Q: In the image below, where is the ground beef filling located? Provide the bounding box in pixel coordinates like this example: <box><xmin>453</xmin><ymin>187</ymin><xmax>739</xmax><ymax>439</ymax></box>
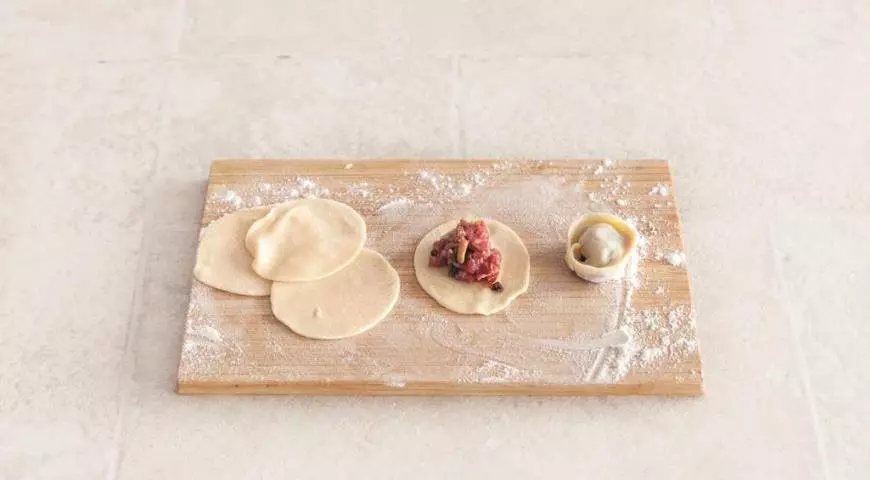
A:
<box><xmin>428</xmin><ymin>219</ymin><xmax>503</xmax><ymax>291</ymax></box>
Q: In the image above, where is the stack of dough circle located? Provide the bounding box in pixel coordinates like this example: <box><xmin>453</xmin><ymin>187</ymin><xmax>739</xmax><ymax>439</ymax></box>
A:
<box><xmin>192</xmin><ymin>198</ymin><xmax>399</xmax><ymax>339</ymax></box>
<box><xmin>245</xmin><ymin>199</ymin><xmax>366</xmax><ymax>282</ymax></box>
<box><xmin>193</xmin><ymin>206</ymin><xmax>272</xmax><ymax>296</ymax></box>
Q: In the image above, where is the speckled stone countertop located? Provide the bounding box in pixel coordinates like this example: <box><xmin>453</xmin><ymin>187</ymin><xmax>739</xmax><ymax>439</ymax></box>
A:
<box><xmin>2</xmin><ymin>1</ymin><xmax>869</xmax><ymax>479</ymax></box>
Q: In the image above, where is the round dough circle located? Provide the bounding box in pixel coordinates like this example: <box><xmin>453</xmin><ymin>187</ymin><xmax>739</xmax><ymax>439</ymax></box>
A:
<box><xmin>194</xmin><ymin>207</ymin><xmax>272</xmax><ymax>296</ymax></box>
<box><xmin>245</xmin><ymin>199</ymin><xmax>366</xmax><ymax>282</ymax></box>
<box><xmin>271</xmin><ymin>249</ymin><xmax>400</xmax><ymax>339</ymax></box>
<box><xmin>414</xmin><ymin>219</ymin><xmax>530</xmax><ymax>315</ymax></box>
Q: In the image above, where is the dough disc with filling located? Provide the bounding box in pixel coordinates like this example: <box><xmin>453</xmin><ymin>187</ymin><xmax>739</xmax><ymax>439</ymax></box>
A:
<box><xmin>414</xmin><ymin>219</ymin><xmax>530</xmax><ymax>315</ymax></box>
<box><xmin>246</xmin><ymin>199</ymin><xmax>366</xmax><ymax>282</ymax></box>
<box><xmin>271</xmin><ymin>249</ymin><xmax>400</xmax><ymax>339</ymax></box>
<box><xmin>194</xmin><ymin>207</ymin><xmax>271</xmax><ymax>296</ymax></box>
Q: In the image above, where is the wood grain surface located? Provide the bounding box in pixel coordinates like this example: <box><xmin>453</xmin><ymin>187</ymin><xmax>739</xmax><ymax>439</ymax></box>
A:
<box><xmin>176</xmin><ymin>159</ymin><xmax>702</xmax><ymax>395</ymax></box>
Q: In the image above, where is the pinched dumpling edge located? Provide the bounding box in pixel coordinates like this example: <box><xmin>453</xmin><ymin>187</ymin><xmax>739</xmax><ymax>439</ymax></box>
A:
<box><xmin>564</xmin><ymin>213</ymin><xmax>639</xmax><ymax>283</ymax></box>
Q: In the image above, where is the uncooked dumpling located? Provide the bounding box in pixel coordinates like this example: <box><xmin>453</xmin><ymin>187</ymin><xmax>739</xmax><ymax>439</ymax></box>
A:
<box><xmin>414</xmin><ymin>219</ymin><xmax>530</xmax><ymax>315</ymax></box>
<box><xmin>576</xmin><ymin>223</ymin><xmax>625</xmax><ymax>267</ymax></box>
<box><xmin>194</xmin><ymin>207</ymin><xmax>271</xmax><ymax>296</ymax></box>
<box><xmin>245</xmin><ymin>199</ymin><xmax>366</xmax><ymax>282</ymax></box>
<box><xmin>271</xmin><ymin>249</ymin><xmax>400</xmax><ymax>339</ymax></box>
<box><xmin>565</xmin><ymin>213</ymin><xmax>638</xmax><ymax>283</ymax></box>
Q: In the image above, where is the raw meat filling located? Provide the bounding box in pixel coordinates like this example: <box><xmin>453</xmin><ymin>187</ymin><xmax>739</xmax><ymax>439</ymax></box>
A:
<box><xmin>428</xmin><ymin>219</ymin><xmax>503</xmax><ymax>291</ymax></box>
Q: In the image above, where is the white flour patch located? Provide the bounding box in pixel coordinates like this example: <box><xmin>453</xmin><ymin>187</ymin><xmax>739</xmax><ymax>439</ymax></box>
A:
<box><xmin>293</xmin><ymin>176</ymin><xmax>330</xmax><ymax>198</ymax></box>
<box><xmin>649</xmin><ymin>183</ymin><xmax>669</xmax><ymax>196</ymax></box>
<box><xmin>381</xmin><ymin>374</ymin><xmax>408</xmax><ymax>388</ymax></box>
<box><xmin>657</xmin><ymin>250</ymin><xmax>686</xmax><ymax>267</ymax></box>
<box><xmin>376</xmin><ymin>197</ymin><xmax>413</xmax><ymax>214</ymax></box>
<box><xmin>592</xmin><ymin>303</ymin><xmax>697</xmax><ymax>383</ymax></box>
<box><xmin>178</xmin><ymin>281</ymin><xmax>247</xmax><ymax>380</ymax></box>
<box><xmin>344</xmin><ymin>181</ymin><xmax>371</xmax><ymax>198</ymax></box>
<box><xmin>191</xmin><ymin>325</ymin><xmax>222</xmax><ymax>343</ymax></box>
<box><xmin>210</xmin><ymin>186</ymin><xmax>243</xmax><ymax>209</ymax></box>
<box><xmin>477</xmin><ymin>360</ymin><xmax>525</xmax><ymax>383</ymax></box>
<box><xmin>413</xmin><ymin>166</ymin><xmax>501</xmax><ymax>200</ymax></box>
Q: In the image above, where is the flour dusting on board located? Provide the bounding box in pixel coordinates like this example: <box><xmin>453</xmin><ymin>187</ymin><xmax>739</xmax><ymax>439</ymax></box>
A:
<box><xmin>179</xmin><ymin>160</ymin><xmax>700</xmax><ymax>391</ymax></box>
<box><xmin>179</xmin><ymin>282</ymin><xmax>246</xmax><ymax>378</ymax></box>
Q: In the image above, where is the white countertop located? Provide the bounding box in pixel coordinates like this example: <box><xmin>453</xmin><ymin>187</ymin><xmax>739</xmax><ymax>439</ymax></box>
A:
<box><xmin>2</xmin><ymin>1</ymin><xmax>869</xmax><ymax>479</ymax></box>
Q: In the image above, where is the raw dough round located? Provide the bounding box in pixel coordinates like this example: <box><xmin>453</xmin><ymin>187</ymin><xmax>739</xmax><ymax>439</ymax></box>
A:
<box><xmin>194</xmin><ymin>207</ymin><xmax>271</xmax><ymax>296</ymax></box>
<box><xmin>414</xmin><ymin>219</ymin><xmax>530</xmax><ymax>315</ymax></box>
<box><xmin>245</xmin><ymin>199</ymin><xmax>366</xmax><ymax>282</ymax></box>
<box><xmin>271</xmin><ymin>249</ymin><xmax>400</xmax><ymax>339</ymax></box>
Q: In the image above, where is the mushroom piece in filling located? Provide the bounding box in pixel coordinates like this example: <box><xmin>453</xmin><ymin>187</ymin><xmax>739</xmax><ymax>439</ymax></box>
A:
<box><xmin>428</xmin><ymin>219</ymin><xmax>504</xmax><ymax>291</ymax></box>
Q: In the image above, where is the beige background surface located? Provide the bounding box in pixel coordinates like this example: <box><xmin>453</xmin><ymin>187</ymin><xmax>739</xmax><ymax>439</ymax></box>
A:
<box><xmin>1</xmin><ymin>1</ymin><xmax>868</xmax><ymax>479</ymax></box>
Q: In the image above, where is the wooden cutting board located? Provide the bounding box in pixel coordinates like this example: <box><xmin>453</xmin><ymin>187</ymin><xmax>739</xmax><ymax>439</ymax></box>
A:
<box><xmin>176</xmin><ymin>159</ymin><xmax>702</xmax><ymax>395</ymax></box>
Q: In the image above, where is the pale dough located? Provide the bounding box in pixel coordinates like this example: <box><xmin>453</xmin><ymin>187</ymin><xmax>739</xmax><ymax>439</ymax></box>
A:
<box><xmin>564</xmin><ymin>213</ymin><xmax>639</xmax><ymax>283</ymax></box>
<box><xmin>194</xmin><ymin>207</ymin><xmax>271</xmax><ymax>296</ymax></box>
<box><xmin>575</xmin><ymin>223</ymin><xmax>625</xmax><ymax>267</ymax></box>
<box><xmin>414</xmin><ymin>219</ymin><xmax>530</xmax><ymax>315</ymax></box>
<box><xmin>271</xmin><ymin>249</ymin><xmax>400</xmax><ymax>339</ymax></box>
<box><xmin>245</xmin><ymin>199</ymin><xmax>366</xmax><ymax>282</ymax></box>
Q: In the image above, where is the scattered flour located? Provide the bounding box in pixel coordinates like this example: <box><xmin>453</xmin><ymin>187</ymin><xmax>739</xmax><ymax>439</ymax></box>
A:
<box><xmin>294</xmin><ymin>176</ymin><xmax>330</xmax><ymax>198</ymax></box>
<box><xmin>649</xmin><ymin>182</ymin><xmax>669</xmax><ymax>196</ymax></box>
<box><xmin>376</xmin><ymin>197</ymin><xmax>413</xmax><ymax>214</ymax></box>
<box><xmin>594</xmin><ymin>304</ymin><xmax>697</xmax><ymax>383</ymax></box>
<box><xmin>656</xmin><ymin>250</ymin><xmax>686</xmax><ymax>267</ymax></box>
<box><xmin>191</xmin><ymin>325</ymin><xmax>222</xmax><ymax>343</ymax></box>
<box><xmin>477</xmin><ymin>361</ymin><xmax>525</xmax><ymax>383</ymax></box>
<box><xmin>381</xmin><ymin>374</ymin><xmax>408</xmax><ymax>388</ymax></box>
<box><xmin>210</xmin><ymin>187</ymin><xmax>243</xmax><ymax>209</ymax></box>
<box><xmin>178</xmin><ymin>282</ymin><xmax>246</xmax><ymax>380</ymax></box>
<box><xmin>415</xmin><ymin>170</ymin><xmax>483</xmax><ymax>198</ymax></box>
<box><xmin>345</xmin><ymin>182</ymin><xmax>371</xmax><ymax>198</ymax></box>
